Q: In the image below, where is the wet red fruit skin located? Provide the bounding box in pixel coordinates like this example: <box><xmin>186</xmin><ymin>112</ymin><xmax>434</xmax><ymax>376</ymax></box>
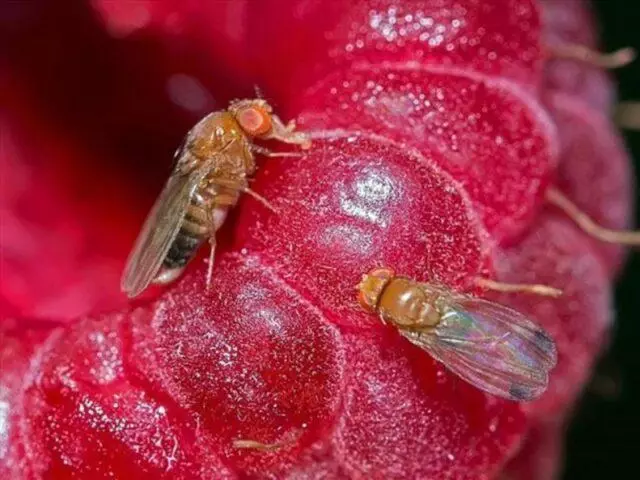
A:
<box><xmin>245</xmin><ymin>0</ymin><xmax>544</xmax><ymax>100</ymax></box>
<box><xmin>546</xmin><ymin>92</ymin><xmax>634</xmax><ymax>276</ymax></box>
<box><xmin>538</xmin><ymin>0</ymin><xmax>616</xmax><ymax>113</ymax></box>
<box><xmin>489</xmin><ymin>212</ymin><xmax>612</xmax><ymax>420</ymax></box>
<box><xmin>1</xmin><ymin>150</ymin><xmax>526</xmax><ymax>478</ymax></box>
<box><xmin>294</xmin><ymin>68</ymin><xmax>557</xmax><ymax>244</ymax></box>
<box><xmin>0</xmin><ymin>0</ymin><xmax>632</xmax><ymax>479</ymax></box>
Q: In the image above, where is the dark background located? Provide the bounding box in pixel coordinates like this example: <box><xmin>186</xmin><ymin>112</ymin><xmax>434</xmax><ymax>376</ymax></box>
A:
<box><xmin>564</xmin><ymin>1</ymin><xmax>640</xmax><ymax>478</ymax></box>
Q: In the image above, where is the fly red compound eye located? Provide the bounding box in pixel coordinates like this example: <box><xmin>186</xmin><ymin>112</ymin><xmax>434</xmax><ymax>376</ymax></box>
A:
<box><xmin>237</xmin><ymin>106</ymin><xmax>272</xmax><ymax>136</ymax></box>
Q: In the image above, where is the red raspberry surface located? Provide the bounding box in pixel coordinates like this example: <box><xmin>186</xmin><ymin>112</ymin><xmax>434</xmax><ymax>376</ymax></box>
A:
<box><xmin>490</xmin><ymin>212</ymin><xmax>612</xmax><ymax>420</ymax></box>
<box><xmin>539</xmin><ymin>0</ymin><xmax>616</xmax><ymax>113</ymax></box>
<box><xmin>294</xmin><ymin>68</ymin><xmax>557</xmax><ymax>243</ymax></box>
<box><xmin>247</xmin><ymin>0</ymin><xmax>543</xmax><ymax>97</ymax></box>
<box><xmin>546</xmin><ymin>92</ymin><xmax>633</xmax><ymax>276</ymax></box>
<box><xmin>501</xmin><ymin>419</ymin><xmax>566</xmax><ymax>480</ymax></box>
<box><xmin>0</xmin><ymin>0</ymin><xmax>632</xmax><ymax>478</ymax></box>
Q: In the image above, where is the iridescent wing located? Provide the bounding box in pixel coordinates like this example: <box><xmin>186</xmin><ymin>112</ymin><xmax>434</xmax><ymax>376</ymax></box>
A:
<box><xmin>121</xmin><ymin>150</ymin><xmax>215</xmax><ymax>298</ymax></box>
<box><xmin>401</xmin><ymin>295</ymin><xmax>557</xmax><ymax>401</ymax></box>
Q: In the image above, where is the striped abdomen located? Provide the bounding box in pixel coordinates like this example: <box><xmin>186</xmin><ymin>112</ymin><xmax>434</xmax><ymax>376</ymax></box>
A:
<box><xmin>163</xmin><ymin>194</ymin><xmax>211</xmax><ymax>269</ymax></box>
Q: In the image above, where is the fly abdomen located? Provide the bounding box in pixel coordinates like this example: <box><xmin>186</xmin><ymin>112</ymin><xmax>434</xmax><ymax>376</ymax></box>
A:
<box><xmin>163</xmin><ymin>229</ymin><xmax>204</xmax><ymax>268</ymax></box>
<box><xmin>163</xmin><ymin>202</ymin><xmax>210</xmax><ymax>269</ymax></box>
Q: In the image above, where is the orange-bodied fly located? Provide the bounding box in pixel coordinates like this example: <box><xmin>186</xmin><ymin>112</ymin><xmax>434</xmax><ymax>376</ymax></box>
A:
<box><xmin>121</xmin><ymin>99</ymin><xmax>310</xmax><ymax>298</ymax></box>
<box><xmin>358</xmin><ymin>268</ymin><xmax>557</xmax><ymax>401</ymax></box>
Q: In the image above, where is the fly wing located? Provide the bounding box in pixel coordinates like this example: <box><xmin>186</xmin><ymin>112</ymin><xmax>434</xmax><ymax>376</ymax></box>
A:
<box><xmin>401</xmin><ymin>295</ymin><xmax>557</xmax><ymax>401</ymax></box>
<box><xmin>121</xmin><ymin>152</ymin><xmax>214</xmax><ymax>298</ymax></box>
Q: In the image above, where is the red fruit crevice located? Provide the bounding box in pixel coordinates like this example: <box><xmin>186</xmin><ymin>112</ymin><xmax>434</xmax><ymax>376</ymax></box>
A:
<box><xmin>1</xmin><ymin>0</ymin><xmax>633</xmax><ymax>478</ymax></box>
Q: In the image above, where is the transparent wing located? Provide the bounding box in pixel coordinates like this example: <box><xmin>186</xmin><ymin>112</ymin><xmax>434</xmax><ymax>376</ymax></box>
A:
<box><xmin>121</xmin><ymin>152</ymin><xmax>214</xmax><ymax>298</ymax></box>
<box><xmin>402</xmin><ymin>296</ymin><xmax>557</xmax><ymax>401</ymax></box>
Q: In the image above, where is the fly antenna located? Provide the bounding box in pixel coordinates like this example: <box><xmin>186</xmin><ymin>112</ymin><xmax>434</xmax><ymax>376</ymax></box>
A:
<box><xmin>254</xmin><ymin>84</ymin><xmax>265</xmax><ymax>99</ymax></box>
<box><xmin>474</xmin><ymin>277</ymin><xmax>562</xmax><ymax>298</ymax></box>
<box><xmin>547</xmin><ymin>43</ymin><xmax>636</xmax><ymax>69</ymax></box>
<box><xmin>546</xmin><ymin>187</ymin><xmax>640</xmax><ymax>245</ymax></box>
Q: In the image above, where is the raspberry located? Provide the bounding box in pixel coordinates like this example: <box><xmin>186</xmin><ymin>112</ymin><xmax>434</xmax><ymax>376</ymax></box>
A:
<box><xmin>1</xmin><ymin>0</ymin><xmax>633</xmax><ymax>478</ymax></box>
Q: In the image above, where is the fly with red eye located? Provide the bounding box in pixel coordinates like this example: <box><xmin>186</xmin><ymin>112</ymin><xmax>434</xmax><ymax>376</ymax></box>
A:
<box><xmin>121</xmin><ymin>99</ymin><xmax>311</xmax><ymax>298</ymax></box>
<box><xmin>230</xmin><ymin>99</ymin><xmax>311</xmax><ymax>149</ymax></box>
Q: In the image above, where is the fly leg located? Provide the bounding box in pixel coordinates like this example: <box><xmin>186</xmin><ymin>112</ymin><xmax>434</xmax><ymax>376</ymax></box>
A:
<box><xmin>241</xmin><ymin>186</ymin><xmax>279</xmax><ymax>214</ymax></box>
<box><xmin>204</xmin><ymin>207</ymin><xmax>218</xmax><ymax>291</ymax></box>
<box><xmin>205</xmin><ymin>235</ymin><xmax>217</xmax><ymax>291</ymax></box>
<box><xmin>268</xmin><ymin>115</ymin><xmax>312</xmax><ymax>149</ymax></box>
<box><xmin>211</xmin><ymin>177</ymin><xmax>279</xmax><ymax>214</ymax></box>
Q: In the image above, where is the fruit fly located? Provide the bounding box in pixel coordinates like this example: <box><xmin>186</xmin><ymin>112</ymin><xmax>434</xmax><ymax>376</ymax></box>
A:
<box><xmin>121</xmin><ymin>99</ymin><xmax>311</xmax><ymax>298</ymax></box>
<box><xmin>358</xmin><ymin>268</ymin><xmax>557</xmax><ymax>401</ymax></box>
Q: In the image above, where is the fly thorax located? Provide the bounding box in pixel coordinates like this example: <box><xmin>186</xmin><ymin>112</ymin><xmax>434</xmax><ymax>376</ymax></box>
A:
<box><xmin>379</xmin><ymin>279</ymin><xmax>440</xmax><ymax>329</ymax></box>
<box><xmin>416</xmin><ymin>300</ymin><xmax>442</xmax><ymax>328</ymax></box>
<box><xmin>188</xmin><ymin>112</ymin><xmax>236</xmax><ymax>159</ymax></box>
